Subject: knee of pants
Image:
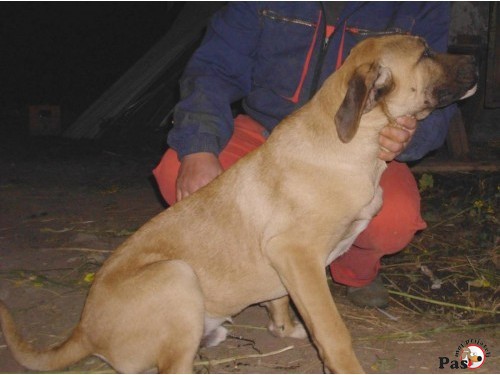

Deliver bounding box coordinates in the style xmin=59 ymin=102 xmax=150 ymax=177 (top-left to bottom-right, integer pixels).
xmin=152 ymin=148 xmax=180 ymax=206
xmin=152 ymin=115 xmax=266 ymax=207
xmin=356 ymin=187 xmax=427 ymax=255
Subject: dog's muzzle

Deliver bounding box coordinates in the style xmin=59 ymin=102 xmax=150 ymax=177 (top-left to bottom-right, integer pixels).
xmin=435 ymin=55 xmax=478 ymax=107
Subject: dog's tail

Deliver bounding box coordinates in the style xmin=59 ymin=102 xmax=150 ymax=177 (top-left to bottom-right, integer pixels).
xmin=0 ymin=300 xmax=91 ymax=371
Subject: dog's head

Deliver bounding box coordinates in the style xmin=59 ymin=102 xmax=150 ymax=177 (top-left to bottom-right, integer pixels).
xmin=334 ymin=35 xmax=478 ymax=143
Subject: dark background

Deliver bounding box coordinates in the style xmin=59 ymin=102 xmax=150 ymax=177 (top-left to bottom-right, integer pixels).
xmin=1 ymin=3 xmax=174 ymax=111
xmin=0 ymin=2 xmax=497 ymax=162
xmin=1 ymin=3 xmax=182 ymax=155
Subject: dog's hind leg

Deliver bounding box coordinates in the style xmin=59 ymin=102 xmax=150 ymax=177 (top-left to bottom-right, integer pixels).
xmin=149 ymin=260 xmax=205 ymax=374
xmin=94 ymin=260 xmax=205 ymax=374
xmin=262 ymin=296 xmax=307 ymax=339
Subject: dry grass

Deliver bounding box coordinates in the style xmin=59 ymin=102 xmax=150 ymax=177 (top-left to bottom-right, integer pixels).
xmin=382 ymin=172 xmax=499 ymax=323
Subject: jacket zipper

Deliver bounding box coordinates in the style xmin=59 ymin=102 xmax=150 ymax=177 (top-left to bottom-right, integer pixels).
xmin=347 ymin=26 xmax=407 ymax=36
xmin=309 ymin=7 xmax=331 ymax=99
xmin=262 ymin=7 xmax=399 ymax=101
xmin=260 ymin=9 xmax=316 ymax=28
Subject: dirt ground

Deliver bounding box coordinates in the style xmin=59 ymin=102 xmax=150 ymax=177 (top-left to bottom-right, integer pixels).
xmin=0 ymin=148 xmax=498 ymax=374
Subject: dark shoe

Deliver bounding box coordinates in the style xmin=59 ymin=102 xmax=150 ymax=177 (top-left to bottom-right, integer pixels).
xmin=346 ymin=275 xmax=389 ymax=308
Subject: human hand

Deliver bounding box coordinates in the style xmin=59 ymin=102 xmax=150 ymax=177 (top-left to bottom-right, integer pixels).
xmin=378 ymin=116 xmax=417 ymax=162
xmin=176 ymin=152 xmax=223 ymax=202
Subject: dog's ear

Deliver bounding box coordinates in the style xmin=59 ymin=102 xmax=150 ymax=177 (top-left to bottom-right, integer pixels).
xmin=335 ymin=63 xmax=393 ymax=143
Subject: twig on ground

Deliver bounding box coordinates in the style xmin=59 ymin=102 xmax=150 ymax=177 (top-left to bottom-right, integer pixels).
xmin=388 ymin=296 xmax=421 ymax=314
xmin=44 ymin=247 xmax=113 ymax=253
xmin=40 ymin=227 xmax=75 ymax=233
xmin=227 ymin=334 xmax=261 ymax=354
xmin=428 ymin=206 xmax=472 ymax=230
xmin=225 ymin=323 xmax=268 ymax=331
xmin=355 ymin=323 xmax=498 ymax=342
xmin=388 ymin=290 xmax=498 ymax=314
xmin=194 ymin=345 xmax=295 ymax=367
xmin=384 ymin=275 xmax=424 ymax=314
xmin=396 ymin=340 xmax=435 ymax=344
xmin=376 ymin=307 xmax=399 ymax=321
xmin=343 ymin=313 xmax=380 ymax=325
xmin=260 ymin=359 xmax=301 ymax=370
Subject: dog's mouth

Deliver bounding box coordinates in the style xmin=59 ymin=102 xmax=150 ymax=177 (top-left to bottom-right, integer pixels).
xmin=460 ymin=84 xmax=478 ymax=100
xmin=434 ymin=78 xmax=478 ymax=108
xmin=435 ymin=87 xmax=471 ymax=108
xmin=416 ymin=75 xmax=477 ymax=120
xmin=432 ymin=56 xmax=478 ymax=108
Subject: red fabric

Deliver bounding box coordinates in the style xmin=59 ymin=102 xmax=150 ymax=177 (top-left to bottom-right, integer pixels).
xmin=152 ymin=115 xmax=426 ymax=286
xmin=285 ymin=11 xmax=323 ymax=104
xmin=330 ymin=161 xmax=427 ymax=286
xmin=326 ymin=25 xmax=335 ymax=39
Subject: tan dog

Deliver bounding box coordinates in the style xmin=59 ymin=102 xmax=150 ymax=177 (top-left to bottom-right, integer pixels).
xmin=0 ymin=35 xmax=477 ymax=373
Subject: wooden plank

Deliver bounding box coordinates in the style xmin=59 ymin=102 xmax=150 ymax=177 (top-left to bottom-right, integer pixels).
xmin=64 ymin=2 xmax=224 ymax=139
xmin=485 ymin=2 xmax=500 ymax=107
xmin=411 ymin=160 xmax=499 ymax=173
xmin=446 ymin=109 xmax=470 ymax=160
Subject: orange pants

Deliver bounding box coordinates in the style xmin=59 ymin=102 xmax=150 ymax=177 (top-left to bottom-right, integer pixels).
xmin=153 ymin=115 xmax=427 ymax=287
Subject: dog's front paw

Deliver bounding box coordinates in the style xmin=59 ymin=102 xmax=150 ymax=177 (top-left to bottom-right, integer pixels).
xmin=267 ymin=320 xmax=308 ymax=339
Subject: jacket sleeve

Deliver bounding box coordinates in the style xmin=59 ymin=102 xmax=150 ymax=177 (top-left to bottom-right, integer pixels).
xmin=397 ymin=1 xmax=456 ymax=162
xmin=167 ymin=2 xmax=261 ymax=159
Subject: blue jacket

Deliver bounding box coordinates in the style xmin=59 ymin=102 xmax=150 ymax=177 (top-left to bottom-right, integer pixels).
xmin=168 ymin=1 xmax=455 ymax=161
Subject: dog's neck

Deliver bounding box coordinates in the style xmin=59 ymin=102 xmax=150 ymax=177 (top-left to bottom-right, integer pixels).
xmin=336 ymin=109 xmax=389 ymax=169
xmin=266 ymin=70 xmax=392 ymax=173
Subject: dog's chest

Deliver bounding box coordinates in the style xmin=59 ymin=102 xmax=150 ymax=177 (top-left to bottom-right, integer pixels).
xmin=323 ymin=161 xmax=385 ymax=265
